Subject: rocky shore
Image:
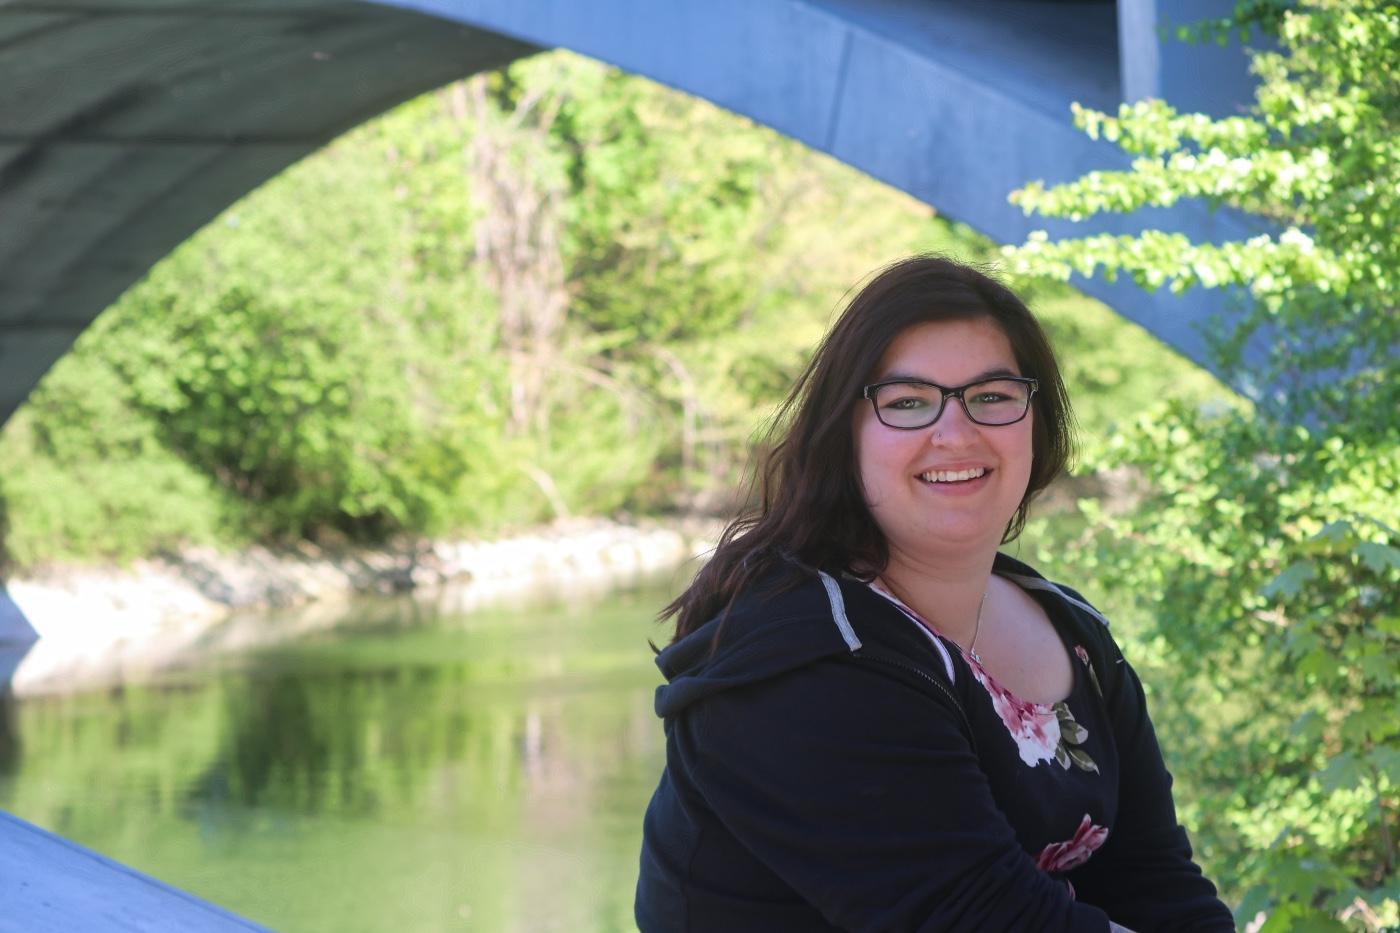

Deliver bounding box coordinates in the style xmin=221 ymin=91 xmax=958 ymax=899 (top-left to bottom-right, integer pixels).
xmin=0 ymin=517 xmax=718 ymax=696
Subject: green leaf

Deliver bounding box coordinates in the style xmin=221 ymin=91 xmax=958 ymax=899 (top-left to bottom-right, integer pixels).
xmin=1296 ymin=649 xmax=1333 ymax=679
xmin=1367 ymin=746 xmax=1400 ymax=784
xmin=1263 ymin=562 xmax=1318 ymax=599
xmin=1258 ymin=900 xmax=1304 ymax=931
xmin=1066 ymin=746 xmax=1099 ymax=773
xmin=1341 ymin=706 xmax=1395 ymax=744
xmin=1356 ymin=540 xmax=1400 ymax=573
xmin=1316 ymin=753 xmax=1364 ymax=793
xmin=1312 ymin=520 xmax=1353 ymax=543
xmin=1233 ymin=885 xmax=1272 ymax=927
xmin=1060 ymin=720 xmax=1089 ymax=744
xmin=1281 ymin=911 xmax=1349 ymax=933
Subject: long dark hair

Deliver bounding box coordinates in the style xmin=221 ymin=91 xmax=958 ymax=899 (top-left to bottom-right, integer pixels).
xmin=662 ymin=255 xmax=1076 ymax=643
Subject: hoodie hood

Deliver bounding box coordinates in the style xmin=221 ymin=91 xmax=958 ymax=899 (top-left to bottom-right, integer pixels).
xmin=653 ymin=567 xmax=863 ymax=719
xmin=652 ymin=553 xmax=1106 ymax=721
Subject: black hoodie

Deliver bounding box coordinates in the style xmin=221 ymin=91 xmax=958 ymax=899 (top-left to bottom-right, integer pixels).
xmin=635 ymin=553 xmax=1233 ymax=932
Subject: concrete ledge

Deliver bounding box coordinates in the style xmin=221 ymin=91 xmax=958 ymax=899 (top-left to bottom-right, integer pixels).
xmin=1 ymin=518 xmax=716 ymax=696
xmin=0 ymin=810 xmax=269 ymax=933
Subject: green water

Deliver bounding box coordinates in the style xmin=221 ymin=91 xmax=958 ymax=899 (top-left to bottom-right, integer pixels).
xmin=0 ymin=579 xmax=678 ymax=932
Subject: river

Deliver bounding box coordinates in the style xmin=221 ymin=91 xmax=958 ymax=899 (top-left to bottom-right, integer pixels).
xmin=0 ymin=574 xmax=681 ymax=932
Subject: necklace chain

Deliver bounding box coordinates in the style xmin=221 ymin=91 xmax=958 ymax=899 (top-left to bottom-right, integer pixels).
xmin=968 ymin=588 xmax=989 ymax=664
xmin=879 ymin=575 xmax=990 ymax=663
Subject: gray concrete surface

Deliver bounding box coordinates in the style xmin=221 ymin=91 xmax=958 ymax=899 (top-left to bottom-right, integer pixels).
xmin=0 ymin=810 xmax=271 ymax=932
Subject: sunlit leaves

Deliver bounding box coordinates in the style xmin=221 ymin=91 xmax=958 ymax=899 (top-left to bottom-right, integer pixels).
xmin=1005 ymin=0 xmax=1399 ymax=925
xmin=1006 ymin=2 xmax=1399 ymax=389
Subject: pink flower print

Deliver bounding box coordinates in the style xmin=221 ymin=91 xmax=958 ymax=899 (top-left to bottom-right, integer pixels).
xmin=1036 ymin=814 xmax=1110 ymax=874
xmin=968 ymin=662 xmax=1062 ymax=767
xmin=968 ymin=656 xmax=1099 ymax=772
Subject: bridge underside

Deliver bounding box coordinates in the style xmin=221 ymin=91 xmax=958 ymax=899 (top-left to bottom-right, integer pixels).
xmin=0 ymin=0 xmax=1253 ymax=425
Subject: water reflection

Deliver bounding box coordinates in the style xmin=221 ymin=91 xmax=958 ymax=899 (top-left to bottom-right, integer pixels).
xmin=0 ymin=580 xmax=672 ymax=932
xmin=0 ymin=688 xmax=18 ymax=777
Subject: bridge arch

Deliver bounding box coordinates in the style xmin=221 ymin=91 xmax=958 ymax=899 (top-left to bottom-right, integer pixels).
xmin=0 ymin=0 xmax=1253 ymax=424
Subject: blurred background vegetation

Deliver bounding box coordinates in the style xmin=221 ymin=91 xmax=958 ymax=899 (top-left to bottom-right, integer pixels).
xmin=0 ymin=0 xmax=1393 ymax=928
xmin=0 ymin=51 xmax=1216 ymax=567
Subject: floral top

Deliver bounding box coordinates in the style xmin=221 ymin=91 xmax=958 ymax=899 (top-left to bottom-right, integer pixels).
xmin=639 ymin=556 xmax=1234 ymax=931
xmin=870 ymin=581 xmax=1114 ymax=885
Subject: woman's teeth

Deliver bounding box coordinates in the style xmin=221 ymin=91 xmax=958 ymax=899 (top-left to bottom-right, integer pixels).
xmin=920 ymin=467 xmax=987 ymax=484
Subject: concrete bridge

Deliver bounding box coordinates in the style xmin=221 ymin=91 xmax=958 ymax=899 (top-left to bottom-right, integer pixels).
xmin=0 ymin=0 xmax=1257 ymax=429
xmin=0 ymin=810 xmax=272 ymax=933
xmin=0 ymin=0 xmax=1253 ymax=925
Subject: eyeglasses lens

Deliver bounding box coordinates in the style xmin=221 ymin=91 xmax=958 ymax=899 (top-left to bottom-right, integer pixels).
xmin=874 ymin=379 xmax=1031 ymax=428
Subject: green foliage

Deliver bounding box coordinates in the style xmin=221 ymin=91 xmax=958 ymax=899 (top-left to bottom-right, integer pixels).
xmin=0 ymin=347 xmax=241 ymax=567
xmin=107 ymin=283 xmax=475 ymax=541
xmin=1170 ymin=1 xmax=1294 ymax=45
xmin=1015 ymin=284 xmax=1225 ymax=462
xmin=1008 ymin=0 xmax=1398 ymax=387
xmin=0 ymin=51 xmax=1218 ymax=572
xmin=1005 ymin=1 xmax=1399 ymax=926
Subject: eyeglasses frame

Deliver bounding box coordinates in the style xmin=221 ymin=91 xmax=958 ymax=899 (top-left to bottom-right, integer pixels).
xmin=860 ymin=376 xmax=1040 ymax=429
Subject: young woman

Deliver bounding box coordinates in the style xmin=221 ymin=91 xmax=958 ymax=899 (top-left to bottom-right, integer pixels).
xmin=635 ymin=257 xmax=1233 ymax=931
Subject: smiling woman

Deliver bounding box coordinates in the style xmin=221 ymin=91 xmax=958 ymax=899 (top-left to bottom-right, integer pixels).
xmin=855 ymin=318 xmax=1037 ymax=560
xmin=634 ymin=256 xmax=1235 ymax=932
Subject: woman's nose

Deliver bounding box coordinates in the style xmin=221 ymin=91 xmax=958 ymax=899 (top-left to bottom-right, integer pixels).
xmin=929 ymin=398 xmax=978 ymax=442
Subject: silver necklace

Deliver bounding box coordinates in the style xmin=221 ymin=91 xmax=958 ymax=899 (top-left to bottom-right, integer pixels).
xmin=968 ymin=589 xmax=989 ymax=664
xmin=879 ymin=575 xmax=990 ymax=663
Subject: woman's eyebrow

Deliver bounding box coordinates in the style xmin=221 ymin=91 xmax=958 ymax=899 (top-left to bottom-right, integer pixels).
xmin=878 ymin=366 xmax=1021 ymax=383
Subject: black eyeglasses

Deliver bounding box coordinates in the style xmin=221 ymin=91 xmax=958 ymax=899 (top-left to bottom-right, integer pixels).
xmin=861 ymin=377 xmax=1039 ymax=429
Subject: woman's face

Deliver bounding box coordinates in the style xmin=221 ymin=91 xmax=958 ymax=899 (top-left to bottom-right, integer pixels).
xmin=853 ymin=317 xmax=1035 ymax=562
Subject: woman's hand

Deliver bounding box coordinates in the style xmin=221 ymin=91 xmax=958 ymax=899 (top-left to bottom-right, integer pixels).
xmin=1109 ymin=923 xmax=1139 ymax=933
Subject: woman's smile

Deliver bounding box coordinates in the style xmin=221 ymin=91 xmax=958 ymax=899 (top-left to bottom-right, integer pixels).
xmin=916 ymin=465 xmax=993 ymax=495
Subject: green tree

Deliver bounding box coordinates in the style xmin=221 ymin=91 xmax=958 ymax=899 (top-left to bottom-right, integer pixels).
xmin=0 ymin=50 xmax=1227 ymax=568
xmin=1005 ymin=2 xmax=1398 ymax=927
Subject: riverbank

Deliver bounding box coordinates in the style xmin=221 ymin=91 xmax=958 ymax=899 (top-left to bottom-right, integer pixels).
xmin=0 ymin=517 xmax=719 ymax=696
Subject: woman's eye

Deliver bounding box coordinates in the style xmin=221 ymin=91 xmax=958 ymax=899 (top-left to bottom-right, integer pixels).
xmin=973 ymin=392 xmax=1011 ymax=404
xmin=887 ymin=397 xmax=929 ymax=410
